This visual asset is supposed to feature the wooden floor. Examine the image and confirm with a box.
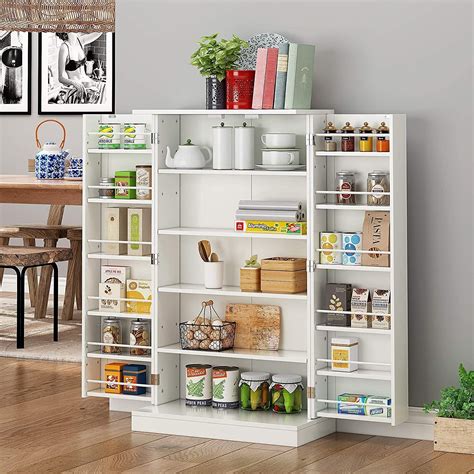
[1,358,473,473]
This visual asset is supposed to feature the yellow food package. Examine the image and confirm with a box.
[126,279,152,314]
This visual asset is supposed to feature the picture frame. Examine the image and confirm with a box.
[0,31,31,115]
[38,32,115,115]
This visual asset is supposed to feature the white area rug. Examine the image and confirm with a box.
[0,293,81,362]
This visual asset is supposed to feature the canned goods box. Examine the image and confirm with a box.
[123,364,147,395]
[115,171,136,199]
[104,362,127,394]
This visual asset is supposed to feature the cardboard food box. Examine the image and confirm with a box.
[127,208,151,256]
[101,265,130,284]
[372,314,391,330]
[351,288,372,313]
[372,289,391,314]
[99,282,126,312]
[105,362,127,394]
[104,207,127,255]
[260,257,307,293]
[366,396,392,418]
[351,313,372,328]
[331,337,359,372]
[326,283,352,327]
[126,280,152,314]
[337,393,367,415]
[235,220,307,235]
[362,211,390,267]
[123,364,147,395]
[115,171,136,199]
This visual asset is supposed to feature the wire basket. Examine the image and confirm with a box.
[179,300,236,352]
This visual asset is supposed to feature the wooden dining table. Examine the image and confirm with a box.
[0,175,82,318]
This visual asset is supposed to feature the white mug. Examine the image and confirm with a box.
[204,261,224,289]
[262,149,300,166]
[261,133,296,149]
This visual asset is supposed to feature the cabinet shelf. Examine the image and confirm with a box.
[317,368,391,380]
[86,350,152,363]
[315,204,390,211]
[316,264,391,272]
[316,408,392,423]
[158,169,307,177]
[158,227,307,240]
[315,151,390,157]
[87,198,152,206]
[87,309,152,319]
[87,148,152,154]
[87,253,151,262]
[87,388,152,401]
[316,325,391,335]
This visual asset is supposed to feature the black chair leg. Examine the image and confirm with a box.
[51,262,59,342]
[16,267,25,349]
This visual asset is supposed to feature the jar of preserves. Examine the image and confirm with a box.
[376,122,390,152]
[336,171,356,204]
[359,122,373,152]
[340,122,355,152]
[239,372,270,411]
[102,317,121,353]
[98,177,115,199]
[130,319,151,356]
[270,374,304,414]
[367,171,390,206]
[322,122,338,152]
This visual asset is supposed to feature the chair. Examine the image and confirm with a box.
[61,228,82,320]
[0,245,72,348]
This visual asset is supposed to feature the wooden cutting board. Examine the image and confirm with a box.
[225,303,281,351]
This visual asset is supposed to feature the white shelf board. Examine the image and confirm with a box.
[158,227,307,240]
[87,198,152,206]
[86,351,152,363]
[87,388,152,401]
[315,204,391,211]
[87,253,151,262]
[317,309,391,317]
[315,151,390,157]
[158,169,307,177]
[87,310,152,319]
[317,409,392,423]
[316,325,391,335]
[317,264,391,272]
[315,133,390,138]
[156,344,307,363]
[158,283,307,300]
[133,108,334,116]
[87,148,152,154]
[317,368,391,381]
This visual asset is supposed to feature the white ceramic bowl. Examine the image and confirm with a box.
[261,133,296,149]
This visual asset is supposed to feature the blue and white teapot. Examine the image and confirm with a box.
[35,119,69,179]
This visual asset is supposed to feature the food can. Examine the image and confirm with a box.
[342,232,362,266]
[99,177,115,199]
[124,123,147,149]
[212,366,240,409]
[320,232,342,264]
[136,165,152,200]
[185,364,212,406]
[336,171,356,205]
[129,319,151,356]
[98,123,121,149]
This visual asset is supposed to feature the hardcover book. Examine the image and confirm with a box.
[252,47,268,109]
[273,43,289,109]
[284,43,315,109]
[262,47,278,109]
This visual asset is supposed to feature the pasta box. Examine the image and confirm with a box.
[105,362,127,394]
[123,364,147,395]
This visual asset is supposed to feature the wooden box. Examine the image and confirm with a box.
[261,257,306,272]
[240,267,261,292]
[434,417,474,454]
[261,257,307,294]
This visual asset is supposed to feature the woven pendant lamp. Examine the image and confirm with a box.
[0,0,115,32]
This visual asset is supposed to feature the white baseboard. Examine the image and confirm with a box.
[0,274,67,295]
[336,407,434,440]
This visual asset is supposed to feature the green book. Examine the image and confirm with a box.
[284,44,315,109]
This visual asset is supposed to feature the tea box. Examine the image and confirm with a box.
[123,364,147,395]
[185,364,212,406]
[235,220,307,235]
[104,207,127,255]
[325,283,352,327]
[105,362,127,393]
[372,289,391,314]
[331,337,359,372]
[126,280,152,314]
[212,366,240,409]
[115,171,136,199]
[342,232,362,266]
[366,395,392,417]
[320,232,342,264]
[98,123,121,149]
[101,265,130,285]
[123,123,147,149]
[136,164,152,200]
[127,208,151,256]
[337,393,367,415]
[261,257,307,294]
[99,282,126,312]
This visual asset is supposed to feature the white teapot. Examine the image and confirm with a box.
[166,139,212,169]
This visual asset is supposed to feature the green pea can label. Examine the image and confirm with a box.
[185,364,212,406]
[212,366,239,409]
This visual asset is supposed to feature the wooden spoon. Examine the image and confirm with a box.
[201,240,212,260]
[198,241,209,262]
[210,252,219,262]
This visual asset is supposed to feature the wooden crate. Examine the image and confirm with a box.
[434,417,474,454]
[240,267,261,292]
[261,269,307,294]
[261,257,306,272]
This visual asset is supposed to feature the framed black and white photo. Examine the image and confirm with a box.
[0,31,31,114]
[39,32,114,114]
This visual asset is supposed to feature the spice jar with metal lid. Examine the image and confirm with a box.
[239,372,270,411]
[98,177,115,199]
[367,171,390,206]
[322,122,338,152]
[270,374,304,414]
[340,122,355,152]
[336,171,356,204]
[102,317,121,353]
[376,122,390,152]
[130,318,151,356]
[359,122,374,152]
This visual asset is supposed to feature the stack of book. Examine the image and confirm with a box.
[234,200,307,235]
[251,43,315,110]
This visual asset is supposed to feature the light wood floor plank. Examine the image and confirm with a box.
[410,452,474,473]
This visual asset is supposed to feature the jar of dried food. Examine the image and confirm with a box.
[376,122,390,152]
[367,171,390,206]
[359,122,374,152]
[136,165,152,200]
[239,372,270,411]
[270,374,304,414]
[98,177,115,199]
[340,122,355,152]
[322,122,338,152]
[130,319,151,356]
[336,171,356,205]
[102,317,121,353]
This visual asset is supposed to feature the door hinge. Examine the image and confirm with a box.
[307,386,315,398]
[306,133,315,146]
[151,253,159,265]
[151,132,159,145]
[306,260,316,272]
[151,374,160,385]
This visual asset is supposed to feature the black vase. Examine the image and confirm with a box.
[206,76,226,109]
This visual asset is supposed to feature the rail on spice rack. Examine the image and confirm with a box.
[316,368,392,380]
[157,227,307,240]
[87,310,152,319]
[316,264,391,272]
[316,325,391,335]
[316,408,392,423]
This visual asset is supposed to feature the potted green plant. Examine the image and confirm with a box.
[190,33,248,109]
[424,363,474,454]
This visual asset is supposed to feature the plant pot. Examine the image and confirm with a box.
[240,267,261,292]
[206,76,226,110]
[226,70,255,109]
[434,417,474,454]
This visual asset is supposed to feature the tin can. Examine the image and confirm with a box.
[129,319,151,356]
[320,232,342,265]
[336,171,356,205]
[212,366,240,409]
[98,177,115,199]
[185,364,212,406]
[136,165,152,200]
[342,232,362,266]
[98,123,121,149]
[124,123,147,149]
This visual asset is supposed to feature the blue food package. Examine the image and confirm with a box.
[337,393,367,415]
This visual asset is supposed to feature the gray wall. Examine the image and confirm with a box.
[0,0,473,407]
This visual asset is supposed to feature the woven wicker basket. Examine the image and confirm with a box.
[0,0,115,32]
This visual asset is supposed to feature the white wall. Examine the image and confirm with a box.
[0,0,472,407]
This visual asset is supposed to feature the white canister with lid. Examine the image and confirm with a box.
[234,122,255,170]
[212,122,233,169]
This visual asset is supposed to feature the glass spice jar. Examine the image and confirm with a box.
[336,171,356,204]
[376,122,390,152]
[130,319,151,356]
[322,122,338,152]
[270,374,304,414]
[102,317,121,354]
[340,122,355,152]
[98,177,115,199]
[367,171,390,206]
[359,122,374,152]
[239,372,270,411]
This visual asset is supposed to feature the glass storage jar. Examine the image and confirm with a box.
[239,372,270,411]
[102,317,121,354]
[359,122,374,152]
[322,122,338,152]
[340,122,355,152]
[270,374,304,414]
[367,171,390,206]
[130,319,151,356]
[376,122,390,152]
[98,177,115,199]
[336,171,356,205]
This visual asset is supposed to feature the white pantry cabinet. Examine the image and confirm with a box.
[82,110,407,446]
